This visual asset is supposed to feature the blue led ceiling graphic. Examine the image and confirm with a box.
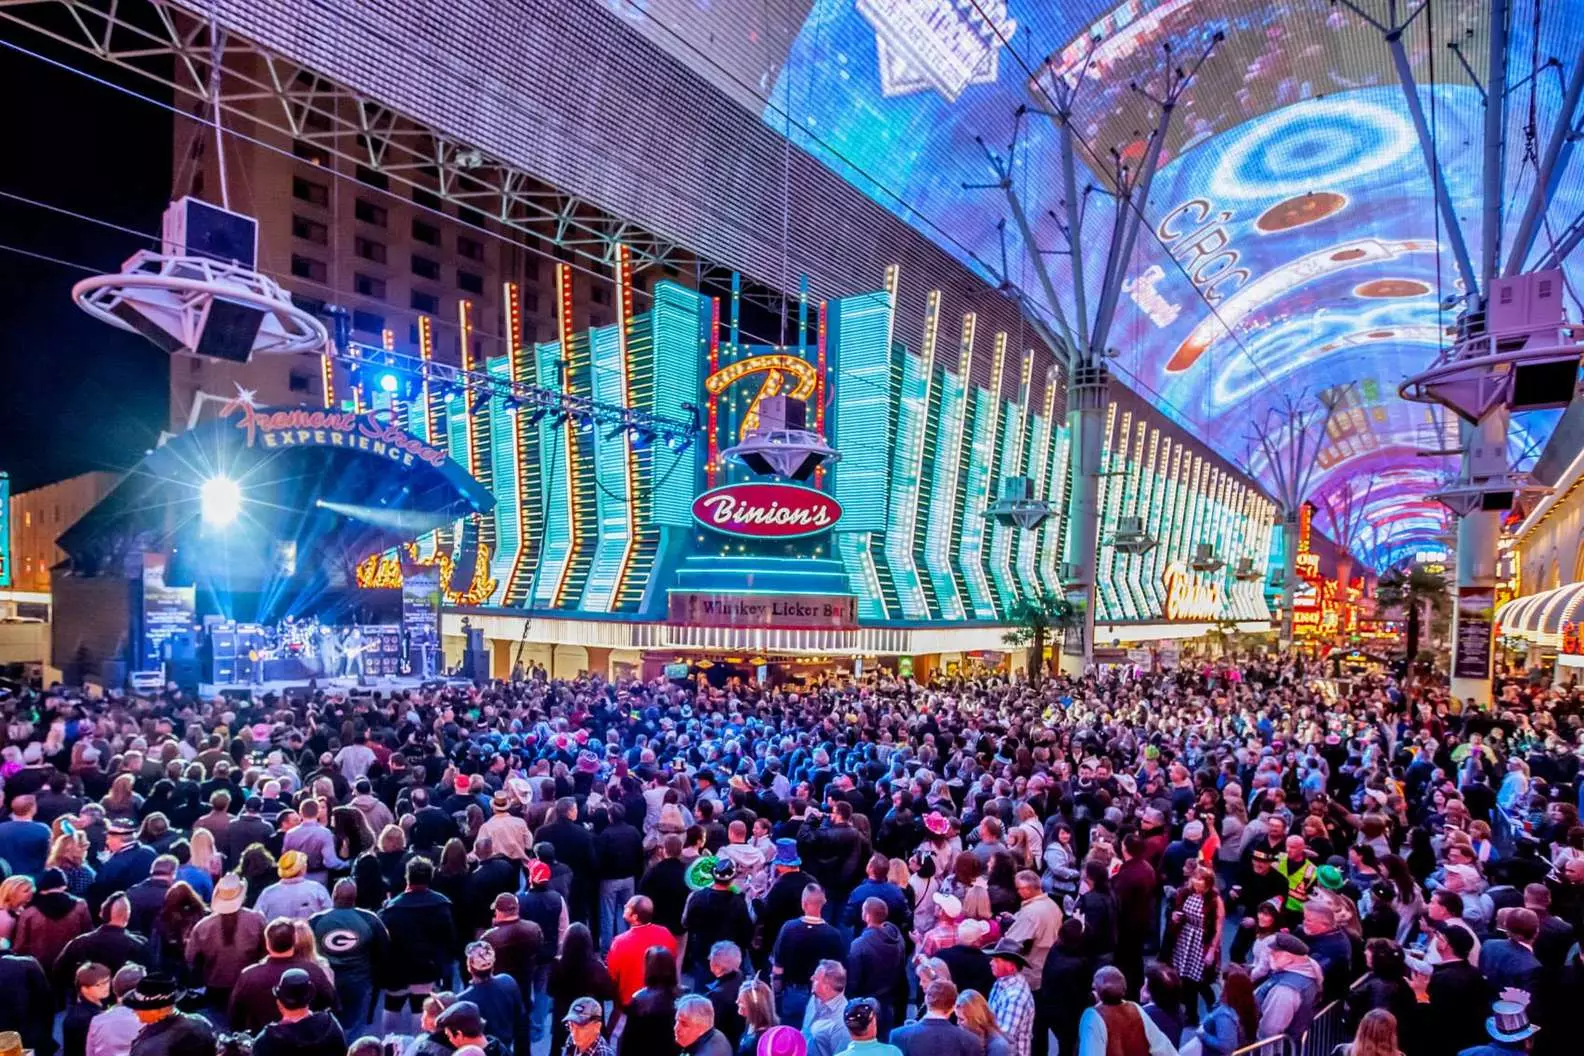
[608,0,1584,568]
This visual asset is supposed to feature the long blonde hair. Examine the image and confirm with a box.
[1350,1010,1400,1056]
[737,979,778,1033]
[955,990,1004,1043]
[189,826,219,873]
[47,832,87,870]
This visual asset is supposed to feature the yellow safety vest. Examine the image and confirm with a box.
[1273,855,1316,912]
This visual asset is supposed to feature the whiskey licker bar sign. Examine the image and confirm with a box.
[669,592,858,629]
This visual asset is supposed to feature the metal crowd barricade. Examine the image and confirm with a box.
[1298,997,1349,1056]
[1229,1035,1296,1056]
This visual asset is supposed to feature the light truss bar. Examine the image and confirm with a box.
[336,341,697,441]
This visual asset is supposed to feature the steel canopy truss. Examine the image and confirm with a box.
[0,0,690,276]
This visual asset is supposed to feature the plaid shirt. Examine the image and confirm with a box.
[564,1035,615,1056]
[989,973,1035,1056]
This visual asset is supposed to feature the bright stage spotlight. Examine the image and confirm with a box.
[376,371,399,394]
[200,475,243,526]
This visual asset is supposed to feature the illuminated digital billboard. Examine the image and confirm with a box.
[607,0,1584,568]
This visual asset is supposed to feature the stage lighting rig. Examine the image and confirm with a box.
[200,476,242,527]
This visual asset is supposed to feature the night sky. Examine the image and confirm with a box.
[0,27,171,492]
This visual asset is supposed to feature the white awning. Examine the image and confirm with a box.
[1494,581,1584,645]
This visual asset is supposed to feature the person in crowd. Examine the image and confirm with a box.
[1140,964,1184,1050]
[14,866,92,975]
[1037,919,1094,1056]
[1457,998,1540,1056]
[228,917,338,1032]
[124,973,215,1056]
[460,940,531,1056]
[548,922,615,1056]
[0,794,53,875]
[1189,966,1257,1056]
[183,873,264,1015]
[85,963,146,1056]
[403,991,461,1056]
[1480,909,1541,996]
[706,940,748,1048]
[1340,1009,1403,1056]
[890,980,979,1056]
[380,856,459,1034]
[804,960,852,1056]
[56,894,152,989]
[564,996,615,1056]
[596,801,646,949]
[621,945,684,1056]
[308,878,388,1037]
[738,979,782,1056]
[1077,966,1178,1056]
[846,896,906,1040]
[254,850,332,922]
[521,857,570,1044]
[987,939,1036,1056]
[1163,866,1222,1025]
[1254,933,1323,1042]
[250,968,347,1056]
[435,1000,508,1056]
[1006,869,1063,985]
[954,990,1010,1056]
[838,997,904,1056]
[775,886,846,1026]
[682,858,755,991]
[676,993,735,1056]
[484,891,546,1002]
[63,961,113,1056]
[0,943,54,1056]
[1426,923,1489,1056]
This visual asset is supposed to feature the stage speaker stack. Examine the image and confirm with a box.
[462,625,490,684]
[207,626,238,685]
[449,520,482,594]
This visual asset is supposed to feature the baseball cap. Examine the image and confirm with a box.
[273,968,316,1010]
[528,860,552,886]
[436,1000,485,1037]
[563,996,604,1025]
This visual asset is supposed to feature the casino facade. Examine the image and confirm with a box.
[344,259,1280,682]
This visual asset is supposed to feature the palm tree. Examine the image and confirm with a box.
[1374,566,1448,662]
[1003,592,1077,685]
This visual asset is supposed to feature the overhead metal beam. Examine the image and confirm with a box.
[1482,0,1509,289]
[1505,46,1584,276]
[1338,0,1482,297]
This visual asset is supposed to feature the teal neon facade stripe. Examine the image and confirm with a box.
[581,324,633,613]
[486,357,520,605]
[958,388,997,620]
[530,339,573,608]
[883,351,930,620]
[923,372,967,621]
[987,398,1024,613]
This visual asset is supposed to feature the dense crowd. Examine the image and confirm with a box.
[0,660,1580,1056]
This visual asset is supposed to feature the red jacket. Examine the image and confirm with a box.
[607,922,678,1005]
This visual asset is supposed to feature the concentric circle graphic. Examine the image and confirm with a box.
[1210,98,1417,200]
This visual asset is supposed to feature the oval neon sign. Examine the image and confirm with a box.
[692,482,842,539]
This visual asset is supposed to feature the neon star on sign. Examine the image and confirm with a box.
[857,0,1016,103]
